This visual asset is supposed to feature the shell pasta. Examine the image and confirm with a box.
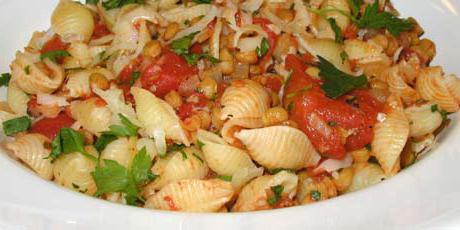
[1,0,458,212]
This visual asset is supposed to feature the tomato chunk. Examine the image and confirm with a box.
[141,50,198,98]
[92,21,111,39]
[41,35,68,53]
[30,112,75,140]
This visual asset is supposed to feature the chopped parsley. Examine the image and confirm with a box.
[327,121,338,127]
[92,147,157,206]
[2,116,31,136]
[317,56,368,99]
[180,150,188,160]
[129,71,141,86]
[285,85,312,100]
[311,190,322,201]
[102,114,139,138]
[357,2,413,36]
[0,73,11,87]
[40,50,70,63]
[347,0,363,17]
[171,32,219,65]
[197,140,205,149]
[267,185,284,206]
[192,152,204,163]
[192,0,212,4]
[256,37,270,57]
[47,128,97,163]
[287,102,295,112]
[94,134,118,152]
[431,104,452,121]
[267,168,295,175]
[24,65,30,75]
[217,175,232,182]
[90,0,145,10]
[327,18,343,44]
[340,51,349,64]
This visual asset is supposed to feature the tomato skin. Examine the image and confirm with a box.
[140,50,198,98]
[177,93,208,120]
[92,22,111,39]
[30,112,75,140]
[253,17,277,71]
[41,35,68,53]
[265,76,283,92]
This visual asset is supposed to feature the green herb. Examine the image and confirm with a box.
[0,73,11,87]
[183,53,219,65]
[285,85,312,100]
[94,134,118,152]
[287,102,295,112]
[311,190,321,201]
[217,175,232,182]
[192,153,204,163]
[256,37,270,58]
[168,143,186,152]
[431,104,452,121]
[357,2,413,36]
[40,50,70,63]
[267,168,295,175]
[347,0,363,17]
[72,183,80,189]
[2,116,31,136]
[340,51,349,64]
[86,0,99,4]
[180,150,188,160]
[129,71,141,86]
[171,32,219,65]
[365,143,372,151]
[192,0,212,4]
[327,121,338,127]
[317,56,368,99]
[24,65,30,75]
[102,0,145,10]
[47,128,97,162]
[102,114,139,137]
[327,18,343,43]
[267,185,284,205]
[92,147,156,205]
[197,140,205,149]
[289,3,295,10]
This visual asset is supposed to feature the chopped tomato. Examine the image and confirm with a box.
[344,24,359,40]
[284,54,382,159]
[190,43,203,55]
[235,11,243,27]
[140,50,198,98]
[177,93,208,120]
[163,196,179,211]
[30,112,75,140]
[41,35,68,53]
[265,76,283,92]
[92,21,111,39]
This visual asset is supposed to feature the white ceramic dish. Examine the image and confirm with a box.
[1,0,460,229]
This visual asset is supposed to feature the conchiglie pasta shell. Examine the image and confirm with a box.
[231,167,264,191]
[235,126,320,169]
[232,171,298,212]
[221,80,270,120]
[145,179,234,212]
[5,134,53,180]
[101,137,137,168]
[51,0,95,42]
[197,129,255,176]
[63,42,92,69]
[343,39,387,64]
[371,95,409,176]
[70,98,112,134]
[7,82,29,115]
[386,66,420,104]
[151,147,208,190]
[65,70,91,98]
[297,172,337,205]
[443,74,460,104]
[221,117,264,146]
[416,67,458,112]
[136,137,157,160]
[132,87,190,154]
[53,147,97,195]
[324,0,350,30]
[161,4,211,23]
[346,163,386,193]
[405,103,442,137]
[10,52,64,94]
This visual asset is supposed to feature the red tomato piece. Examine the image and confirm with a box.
[265,76,283,92]
[253,17,278,71]
[30,112,75,140]
[41,35,68,53]
[140,50,198,98]
[92,21,111,39]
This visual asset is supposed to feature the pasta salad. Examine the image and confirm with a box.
[0,0,458,212]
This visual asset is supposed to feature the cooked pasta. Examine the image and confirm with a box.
[1,0,458,212]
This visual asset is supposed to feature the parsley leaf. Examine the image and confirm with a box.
[217,175,232,182]
[86,0,99,4]
[192,0,212,4]
[285,86,312,100]
[192,152,204,163]
[102,114,139,137]
[317,56,368,99]
[357,2,413,36]
[267,168,295,175]
[94,134,118,152]
[197,140,205,149]
[40,50,70,63]
[171,32,219,65]
[347,0,363,17]
[0,73,11,87]
[2,116,31,136]
[327,18,344,44]
[267,185,284,205]
[102,0,145,10]
[129,71,141,86]
[256,37,270,57]
[311,190,322,201]
[47,128,97,162]
[92,147,156,205]
[431,104,452,121]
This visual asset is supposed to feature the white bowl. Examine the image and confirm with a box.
[1,0,460,229]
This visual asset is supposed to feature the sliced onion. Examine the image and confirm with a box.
[240,0,263,13]
[170,6,218,41]
[37,94,69,107]
[210,19,223,59]
[313,154,353,173]
[238,36,263,52]
[233,25,268,49]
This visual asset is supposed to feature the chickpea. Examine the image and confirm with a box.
[164,90,183,109]
[262,107,289,126]
[195,110,211,129]
[163,22,180,41]
[235,50,258,64]
[277,9,295,22]
[220,48,234,75]
[199,77,218,99]
[143,40,162,58]
[350,148,370,163]
[89,73,109,90]
[249,65,262,75]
